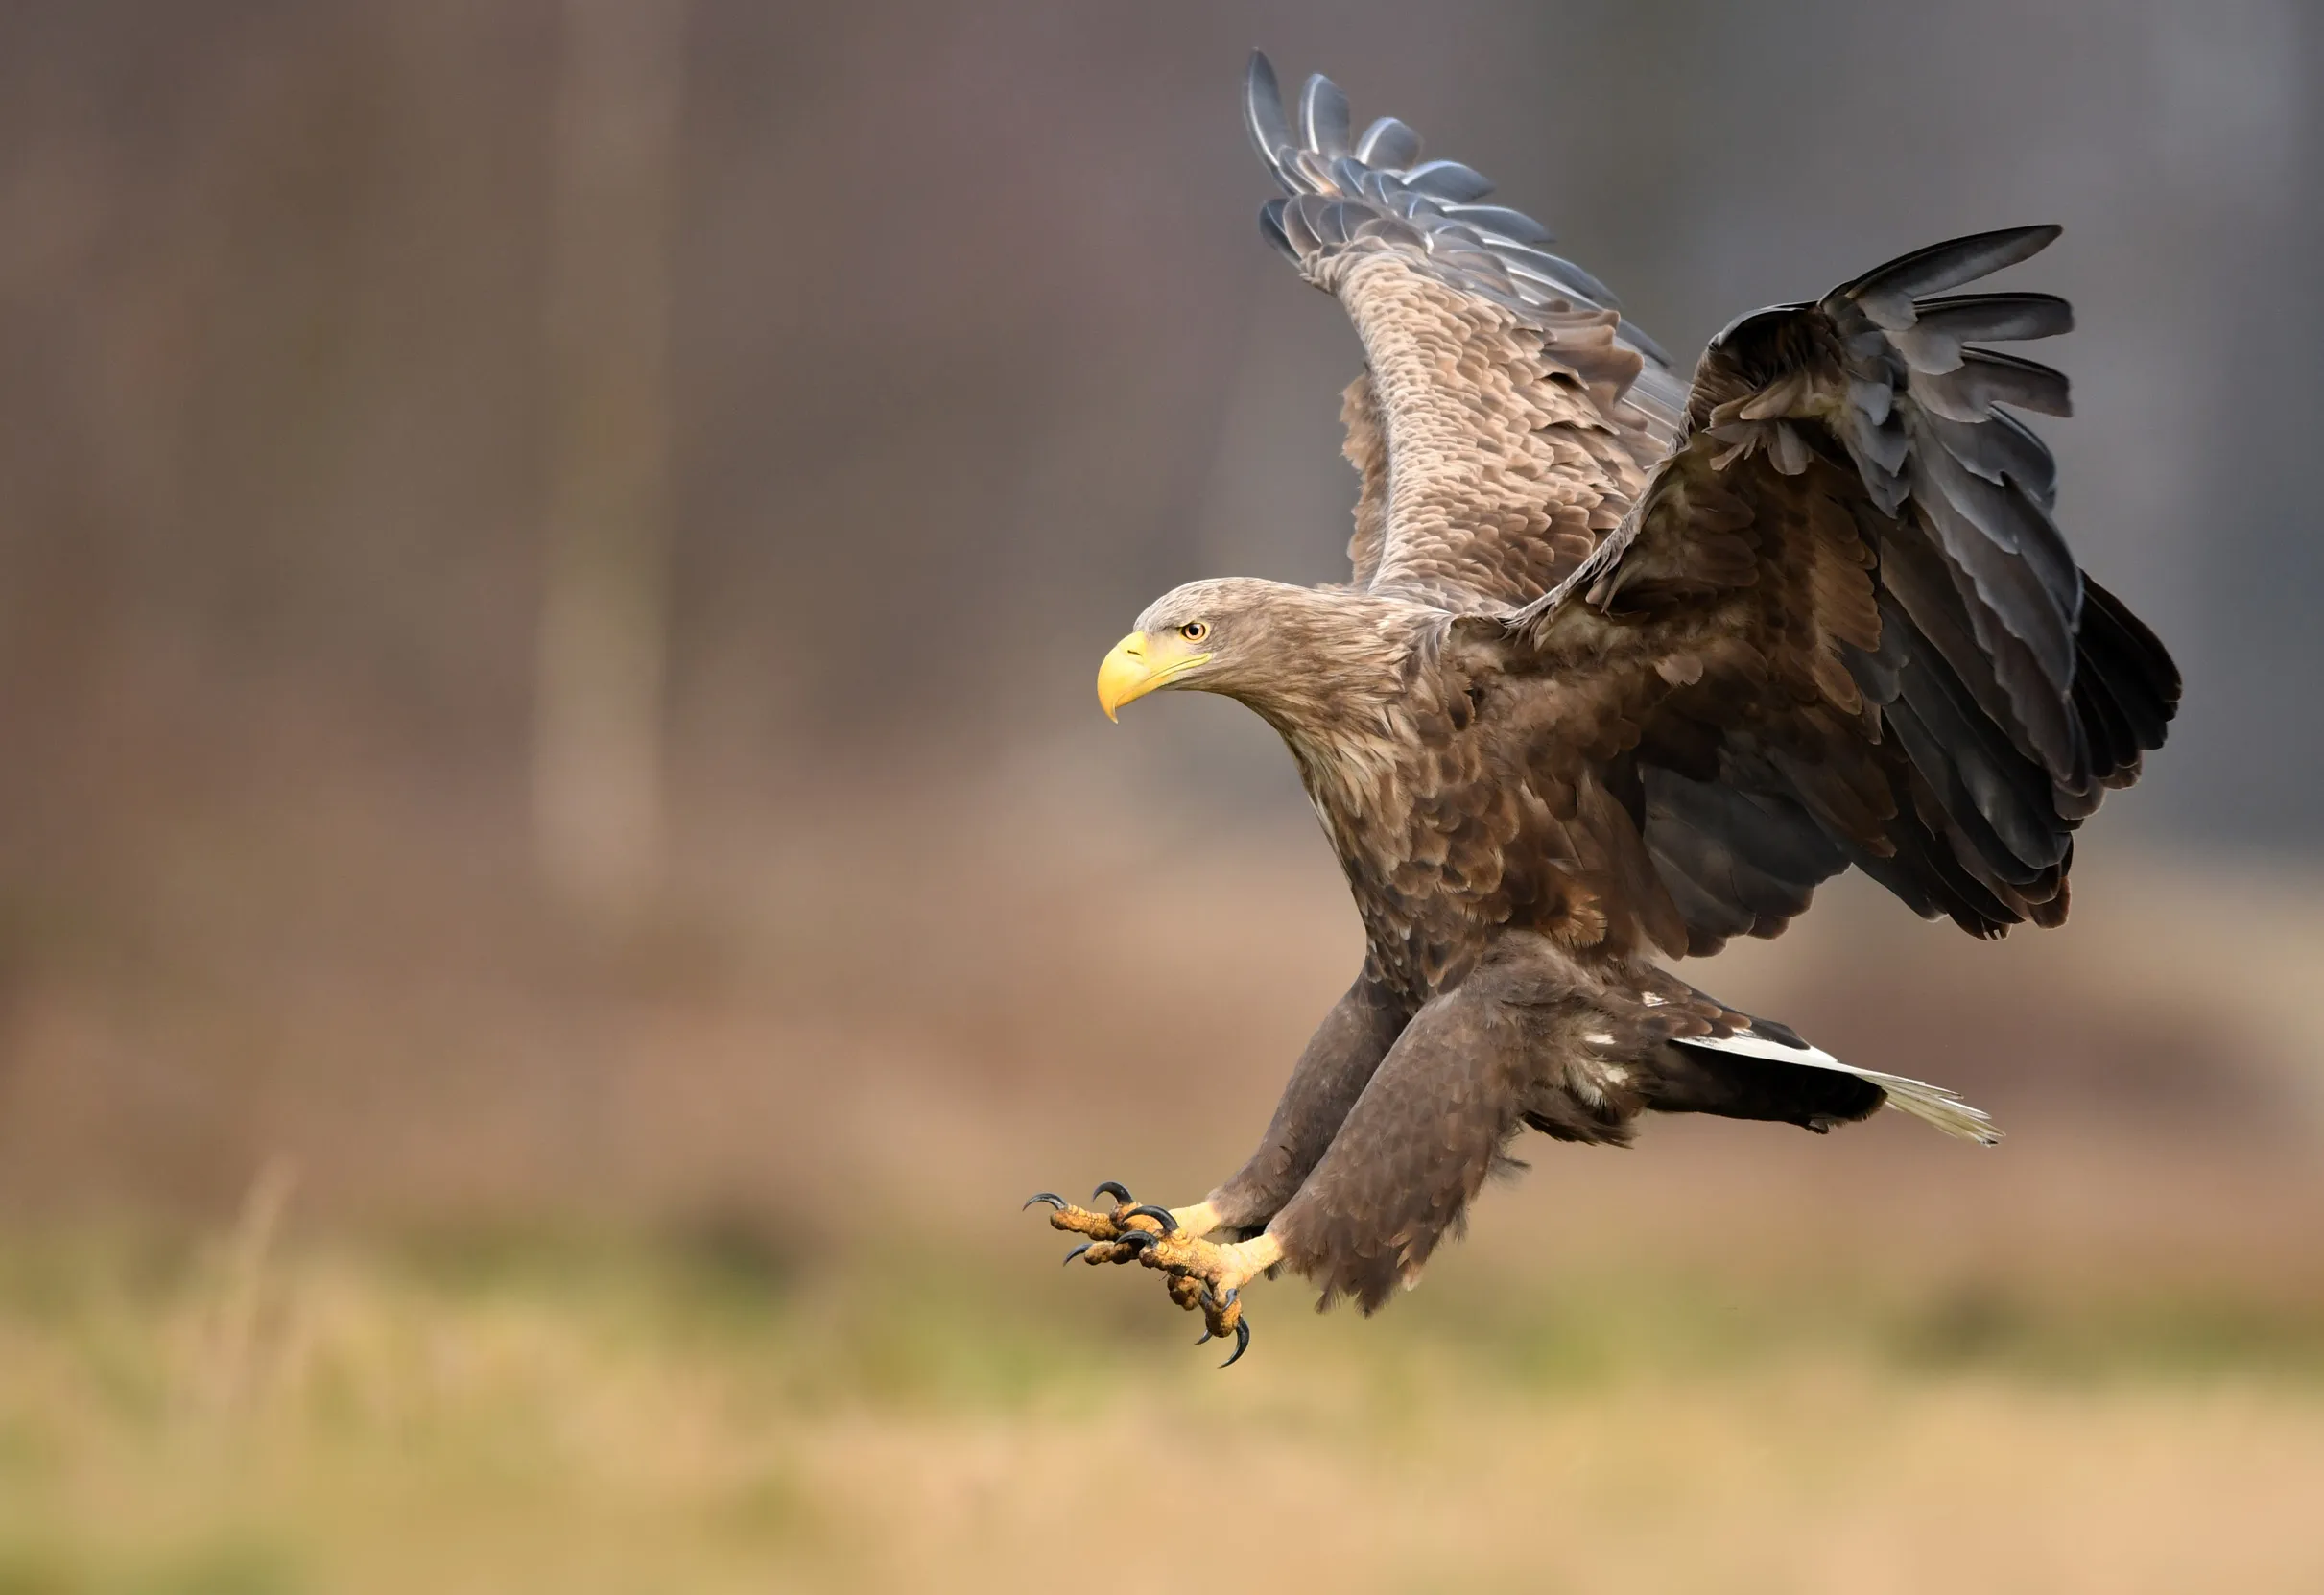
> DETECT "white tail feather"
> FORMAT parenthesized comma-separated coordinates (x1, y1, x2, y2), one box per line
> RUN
(1672, 1030, 2003, 1145)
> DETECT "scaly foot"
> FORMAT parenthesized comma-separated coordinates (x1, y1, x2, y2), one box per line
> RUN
(1022, 1180, 1178, 1262)
(1024, 1183, 1279, 1365)
(1119, 1225, 1282, 1363)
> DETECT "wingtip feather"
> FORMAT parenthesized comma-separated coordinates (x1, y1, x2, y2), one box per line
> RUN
(1244, 51, 1291, 172)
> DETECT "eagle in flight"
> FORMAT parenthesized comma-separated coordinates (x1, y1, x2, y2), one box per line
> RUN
(1029, 54, 2177, 1364)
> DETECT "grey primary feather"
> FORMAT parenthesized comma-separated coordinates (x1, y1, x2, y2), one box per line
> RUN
(1911, 292, 2075, 345)
(1258, 198, 1298, 264)
(1244, 53, 1294, 175)
(2075, 579, 2181, 771)
(1440, 202, 1553, 245)
(1841, 224, 2063, 326)
(1355, 115, 1421, 167)
(1911, 349, 2073, 420)
(1241, 52, 1648, 332)
(1887, 606, 2066, 834)
(1401, 158, 1496, 202)
(1884, 528, 2083, 789)
(1882, 690, 2053, 882)
(1917, 487, 2078, 723)
(1280, 199, 1321, 256)
(1495, 243, 1622, 309)
(1909, 424, 2080, 614)
(1920, 407, 2058, 510)
(1298, 73, 1353, 158)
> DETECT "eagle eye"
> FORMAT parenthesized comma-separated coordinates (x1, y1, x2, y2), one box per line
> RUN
(1180, 621, 1209, 643)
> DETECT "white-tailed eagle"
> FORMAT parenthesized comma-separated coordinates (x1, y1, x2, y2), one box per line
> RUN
(1030, 54, 2178, 1364)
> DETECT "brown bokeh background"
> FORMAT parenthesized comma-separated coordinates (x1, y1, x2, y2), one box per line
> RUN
(0, 4, 2319, 1590)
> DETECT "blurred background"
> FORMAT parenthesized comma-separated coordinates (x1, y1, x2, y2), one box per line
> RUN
(1, 1, 2320, 1590)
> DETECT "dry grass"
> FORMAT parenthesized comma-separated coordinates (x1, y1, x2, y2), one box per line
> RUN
(0, 1195, 2319, 1595)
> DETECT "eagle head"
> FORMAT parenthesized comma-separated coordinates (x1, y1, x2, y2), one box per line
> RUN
(1097, 575, 1433, 792)
(1097, 577, 1300, 721)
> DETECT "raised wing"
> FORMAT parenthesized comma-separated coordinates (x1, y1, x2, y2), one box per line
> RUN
(1498, 227, 2178, 952)
(1245, 53, 1684, 611)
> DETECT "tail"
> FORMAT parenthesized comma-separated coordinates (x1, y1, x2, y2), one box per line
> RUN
(1666, 1026, 2003, 1146)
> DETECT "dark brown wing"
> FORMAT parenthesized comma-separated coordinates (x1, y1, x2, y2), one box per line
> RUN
(1245, 54, 1684, 610)
(1494, 226, 2178, 954)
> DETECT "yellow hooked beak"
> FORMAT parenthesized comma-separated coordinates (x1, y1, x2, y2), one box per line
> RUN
(1096, 631, 1213, 722)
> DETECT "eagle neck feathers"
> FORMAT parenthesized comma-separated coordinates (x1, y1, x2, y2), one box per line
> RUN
(1235, 595, 1445, 826)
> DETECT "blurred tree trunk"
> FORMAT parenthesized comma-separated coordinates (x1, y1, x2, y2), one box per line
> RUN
(533, 0, 687, 929)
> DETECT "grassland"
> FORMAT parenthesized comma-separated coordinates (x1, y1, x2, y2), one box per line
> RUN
(1, 1190, 2319, 1595)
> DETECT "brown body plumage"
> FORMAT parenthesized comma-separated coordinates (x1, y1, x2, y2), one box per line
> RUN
(1048, 55, 2179, 1332)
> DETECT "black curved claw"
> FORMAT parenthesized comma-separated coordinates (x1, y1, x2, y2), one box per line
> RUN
(1023, 1192, 1067, 1211)
(1062, 1242, 1093, 1267)
(1220, 1316, 1252, 1369)
(1113, 1229, 1156, 1253)
(1123, 1204, 1179, 1234)
(1092, 1180, 1135, 1205)
(1195, 1328, 1213, 1345)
